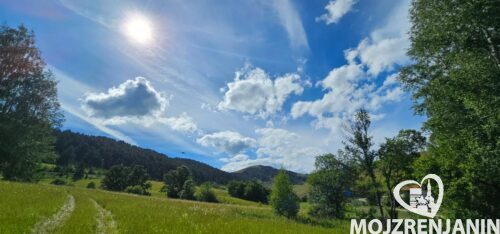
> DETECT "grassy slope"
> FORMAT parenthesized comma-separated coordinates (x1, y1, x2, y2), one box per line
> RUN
(0, 181, 349, 233)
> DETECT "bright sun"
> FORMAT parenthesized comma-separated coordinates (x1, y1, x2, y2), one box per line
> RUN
(123, 15, 153, 44)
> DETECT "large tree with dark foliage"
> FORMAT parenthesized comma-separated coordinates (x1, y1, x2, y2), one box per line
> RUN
(227, 180, 270, 203)
(378, 130, 426, 219)
(0, 25, 62, 181)
(400, 0, 500, 218)
(163, 166, 194, 199)
(101, 164, 151, 195)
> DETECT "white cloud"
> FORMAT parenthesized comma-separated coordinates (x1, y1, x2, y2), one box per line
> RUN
(82, 77, 198, 133)
(271, 0, 309, 50)
(221, 128, 325, 173)
(316, 0, 357, 25)
(218, 65, 304, 118)
(82, 77, 168, 121)
(291, 1, 410, 132)
(348, 0, 411, 76)
(196, 131, 257, 155)
(158, 113, 198, 133)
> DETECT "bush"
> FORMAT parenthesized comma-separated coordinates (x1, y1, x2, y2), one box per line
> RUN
(125, 185, 151, 196)
(197, 183, 218, 203)
(87, 181, 96, 189)
(163, 166, 192, 199)
(101, 165, 150, 193)
(179, 179, 195, 200)
(228, 181, 246, 198)
(227, 180, 269, 203)
(270, 170, 299, 218)
(51, 178, 67, 186)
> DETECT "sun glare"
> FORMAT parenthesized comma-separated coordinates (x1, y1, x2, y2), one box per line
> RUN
(123, 15, 153, 44)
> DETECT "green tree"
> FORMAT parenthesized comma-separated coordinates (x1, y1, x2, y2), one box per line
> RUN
(378, 130, 426, 218)
(343, 109, 384, 218)
(270, 170, 299, 218)
(101, 165, 150, 194)
(243, 181, 269, 204)
(228, 181, 246, 198)
(72, 164, 85, 181)
(163, 166, 192, 198)
(0, 25, 62, 181)
(196, 182, 218, 203)
(101, 165, 131, 191)
(400, 0, 500, 218)
(179, 179, 195, 200)
(308, 153, 353, 218)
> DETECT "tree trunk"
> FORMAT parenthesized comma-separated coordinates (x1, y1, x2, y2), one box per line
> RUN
(369, 170, 384, 219)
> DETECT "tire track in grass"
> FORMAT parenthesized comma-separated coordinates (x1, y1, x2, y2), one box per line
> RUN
(32, 194, 75, 234)
(91, 199, 117, 234)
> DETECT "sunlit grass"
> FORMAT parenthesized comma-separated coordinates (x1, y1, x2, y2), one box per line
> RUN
(0, 181, 67, 233)
(0, 181, 350, 233)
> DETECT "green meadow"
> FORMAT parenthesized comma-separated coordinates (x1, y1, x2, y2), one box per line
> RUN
(0, 180, 350, 233)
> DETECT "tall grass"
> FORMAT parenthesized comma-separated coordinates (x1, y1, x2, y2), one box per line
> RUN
(0, 181, 67, 233)
(0, 181, 350, 233)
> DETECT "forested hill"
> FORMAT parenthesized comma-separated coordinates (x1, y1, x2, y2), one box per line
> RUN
(233, 165, 307, 184)
(54, 130, 234, 183)
(53, 130, 306, 184)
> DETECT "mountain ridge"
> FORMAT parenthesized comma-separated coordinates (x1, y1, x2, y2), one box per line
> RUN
(53, 130, 306, 184)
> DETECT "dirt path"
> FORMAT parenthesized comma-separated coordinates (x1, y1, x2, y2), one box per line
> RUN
(91, 199, 117, 234)
(32, 195, 75, 234)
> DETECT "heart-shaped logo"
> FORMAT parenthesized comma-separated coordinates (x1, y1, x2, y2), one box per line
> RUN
(393, 174, 443, 218)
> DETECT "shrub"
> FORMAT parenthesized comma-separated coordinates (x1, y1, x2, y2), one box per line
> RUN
(197, 183, 218, 203)
(228, 181, 246, 198)
(270, 170, 299, 218)
(227, 180, 269, 203)
(163, 166, 192, 199)
(51, 178, 67, 186)
(125, 185, 151, 196)
(101, 165, 150, 193)
(86, 181, 96, 189)
(179, 179, 195, 200)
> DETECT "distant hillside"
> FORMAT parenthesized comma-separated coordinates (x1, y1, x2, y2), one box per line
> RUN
(53, 130, 306, 184)
(233, 165, 307, 184)
(53, 130, 235, 183)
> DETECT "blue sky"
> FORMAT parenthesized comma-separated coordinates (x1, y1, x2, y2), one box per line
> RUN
(0, 0, 425, 173)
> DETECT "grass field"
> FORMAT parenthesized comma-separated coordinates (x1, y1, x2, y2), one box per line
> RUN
(0, 180, 350, 233)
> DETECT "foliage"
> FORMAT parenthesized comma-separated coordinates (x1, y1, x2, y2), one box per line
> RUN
(72, 164, 85, 181)
(54, 130, 234, 183)
(101, 165, 150, 194)
(50, 178, 67, 186)
(125, 184, 152, 196)
(342, 109, 384, 218)
(86, 181, 96, 189)
(0, 25, 62, 182)
(308, 154, 353, 218)
(228, 181, 246, 198)
(179, 179, 195, 200)
(270, 170, 299, 218)
(228, 180, 270, 203)
(400, 0, 500, 218)
(197, 182, 218, 203)
(163, 166, 194, 199)
(378, 130, 426, 218)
